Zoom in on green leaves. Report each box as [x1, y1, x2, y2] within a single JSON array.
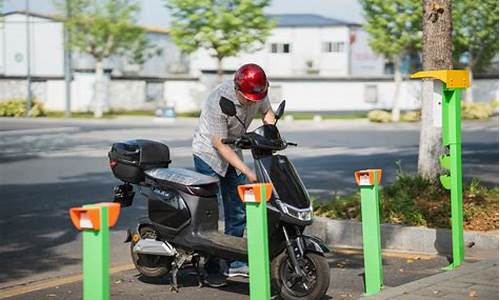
[[361, 0, 498, 73], [453, 0, 499, 72], [62, 0, 152, 63], [166, 0, 274, 59], [360, 0, 422, 59]]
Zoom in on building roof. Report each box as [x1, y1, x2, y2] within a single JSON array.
[[268, 14, 358, 27], [1, 10, 169, 34], [2, 11, 356, 31], [2, 10, 63, 21]]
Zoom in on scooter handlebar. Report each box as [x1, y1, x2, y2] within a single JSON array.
[[221, 138, 236, 144]]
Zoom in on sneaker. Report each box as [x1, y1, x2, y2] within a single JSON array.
[[204, 273, 227, 288], [224, 264, 249, 278]]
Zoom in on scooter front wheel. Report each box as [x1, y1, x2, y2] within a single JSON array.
[[130, 225, 172, 278], [271, 250, 330, 300]]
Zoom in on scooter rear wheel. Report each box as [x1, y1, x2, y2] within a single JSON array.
[[130, 225, 172, 278], [271, 250, 330, 300]]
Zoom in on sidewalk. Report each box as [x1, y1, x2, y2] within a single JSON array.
[[364, 257, 499, 300]]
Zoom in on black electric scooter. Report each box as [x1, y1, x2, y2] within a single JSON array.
[[108, 99, 330, 300]]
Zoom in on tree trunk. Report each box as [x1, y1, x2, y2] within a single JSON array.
[[391, 55, 402, 122], [418, 0, 453, 180], [464, 66, 473, 103], [93, 60, 106, 118], [216, 57, 224, 84]]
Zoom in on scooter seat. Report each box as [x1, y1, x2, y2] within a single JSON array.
[[145, 167, 219, 197]]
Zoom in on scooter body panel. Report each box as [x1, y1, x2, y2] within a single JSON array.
[[143, 187, 191, 239]]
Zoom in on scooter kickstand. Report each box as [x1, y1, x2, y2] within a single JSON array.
[[192, 255, 204, 288], [170, 254, 189, 293], [170, 260, 179, 293]]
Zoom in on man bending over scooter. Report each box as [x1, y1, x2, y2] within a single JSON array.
[[192, 63, 276, 286]]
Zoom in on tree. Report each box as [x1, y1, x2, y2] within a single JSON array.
[[166, 0, 274, 83], [359, 0, 422, 122], [453, 0, 499, 103], [61, 0, 151, 117], [418, 0, 452, 180]]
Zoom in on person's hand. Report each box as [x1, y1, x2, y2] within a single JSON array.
[[246, 171, 258, 183]]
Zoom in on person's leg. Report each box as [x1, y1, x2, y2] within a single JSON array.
[[193, 155, 218, 177], [225, 168, 247, 238], [223, 167, 249, 274]]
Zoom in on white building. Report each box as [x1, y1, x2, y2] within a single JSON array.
[[0, 11, 181, 78], [189, 14, 385, 77], [0, 11, 64, 77], [0, 11, 496, 114], [0, 11, 185, 112]]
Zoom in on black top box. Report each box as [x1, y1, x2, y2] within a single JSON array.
[[108, 139, 171, 183]]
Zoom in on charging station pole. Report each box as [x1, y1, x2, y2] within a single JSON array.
[[411, 70, 470, 269], [69, 202, 120, 300], [355, 169, 383, 296], [238, 183, 273, 300]]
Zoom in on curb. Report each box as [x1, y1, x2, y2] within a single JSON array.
[[305, 217, 499, 258]]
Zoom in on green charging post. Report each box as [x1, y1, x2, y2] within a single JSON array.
[[69, 202, 121, 300], [355, 169, 383, 296], [411, 70, 470, 269], [238, 183, 273, 300]]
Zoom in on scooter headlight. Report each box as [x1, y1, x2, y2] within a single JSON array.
[[281, 202, 313, 222]]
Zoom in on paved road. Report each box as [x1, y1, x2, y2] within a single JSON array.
[[3, 251, 450, 300], [0, 116, 497, 294]]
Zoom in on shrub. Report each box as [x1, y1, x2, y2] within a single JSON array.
[[490, 99, 499, 115], [461, 102, 493, 120], [367, 110, 392, 123], [313, 162, 498, 231], [313, 193, 361, 220], [490, 99, 498, 109], [0, 98, 45, 117], [400, 110, 421, 122]]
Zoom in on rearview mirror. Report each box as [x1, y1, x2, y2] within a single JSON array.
[[275, 100, 286, 120], [219, 97, 236, 116]]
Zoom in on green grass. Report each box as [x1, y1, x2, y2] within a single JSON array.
[[45, 111, 115, 119], [313, 163, 499, 231], [110, 110, 155, 116], [44, 110, 204, 119], [43, 110, 366, 120], [284, 112, 367, 120], [44, 110, 155, 119], [177, 111, 201, 118]]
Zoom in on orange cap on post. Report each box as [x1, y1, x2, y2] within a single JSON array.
[[69, 202, 120, 231], [354, 169, 382, 186], [237, 183, 273, 203]]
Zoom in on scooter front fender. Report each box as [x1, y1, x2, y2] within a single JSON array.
[[303, 235, 330, 255]]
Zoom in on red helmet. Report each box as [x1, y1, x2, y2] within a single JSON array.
[[234, 63, 268, 102]]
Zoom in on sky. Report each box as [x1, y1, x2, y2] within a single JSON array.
[[1, 0, 365, 28]]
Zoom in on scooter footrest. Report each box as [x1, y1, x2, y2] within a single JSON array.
[[196, 231, 248, 261]]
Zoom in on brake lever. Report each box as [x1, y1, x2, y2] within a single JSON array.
[[287, 142, 298, 147]]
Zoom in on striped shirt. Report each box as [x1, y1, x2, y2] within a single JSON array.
[[192, 80, 271, 176]]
